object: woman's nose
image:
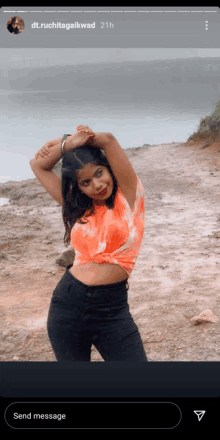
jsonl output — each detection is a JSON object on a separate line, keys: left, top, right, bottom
{"left": 94, "top": 183, "right": 103, "bottom": 191}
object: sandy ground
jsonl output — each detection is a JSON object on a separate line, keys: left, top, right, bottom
{"left": 1, "top": 138, "right": 220, "bottom": 362}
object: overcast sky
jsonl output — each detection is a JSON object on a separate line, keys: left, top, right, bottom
{"left": 1, "top": 48, "right": 220, "bottom": 69}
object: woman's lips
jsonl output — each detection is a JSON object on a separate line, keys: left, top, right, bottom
{"left": 97, "top": 187, "right": 107, "bottom": 196}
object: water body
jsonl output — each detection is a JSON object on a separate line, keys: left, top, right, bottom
{"left": 0, "top": 198, "right": 9, "bottom": 206}
{"left": 0, "top": 60, "right": 220, "bottom": 183}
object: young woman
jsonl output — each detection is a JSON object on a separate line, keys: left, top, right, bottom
{"left": 30, "top": 126, "right": 147, "bottom": 362}
{"left": 7, "top": 16, "right": 24, "bottom": 34}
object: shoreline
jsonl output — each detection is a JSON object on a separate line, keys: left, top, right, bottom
{"left": 0, "top": 135, "right": 219, "bottom": 207}
{"left": 0, "top": 141, "right": 189, "bottom": 189}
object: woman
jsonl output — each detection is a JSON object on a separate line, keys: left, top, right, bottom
{"left": 30, "top": 126, "right": 147, "bottom": 361}
{"left": 7, "top": 17, "right": 21, "bottom": 34}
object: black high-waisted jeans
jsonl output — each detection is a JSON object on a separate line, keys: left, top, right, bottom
{"left": 47, "top": 264, "right": 148, "bottom": 362}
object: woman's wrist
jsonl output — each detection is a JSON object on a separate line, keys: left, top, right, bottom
{"left": 64, "top": 136, "right": 74, "bottom": 152}
{"left": 61, "top": 130, "right": 113, "bottom": 152}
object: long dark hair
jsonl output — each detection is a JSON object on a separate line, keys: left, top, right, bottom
{"left": 10, "top": 17, "right": 17, "bottom": 27}
{"left": 61, "top": 144, "right": 118, "bottom": 247}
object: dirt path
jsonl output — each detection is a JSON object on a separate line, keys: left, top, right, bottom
{"left": 1, "top": 139, "right": 220, "bottom": 361}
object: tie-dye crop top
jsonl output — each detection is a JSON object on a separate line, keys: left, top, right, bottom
{"left": 70, "top": 174, "right": 145, "bottom": 278}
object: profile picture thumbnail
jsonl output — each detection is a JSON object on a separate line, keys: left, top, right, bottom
{"left": 7, "top": 16, "right": 25, "bottom": 34}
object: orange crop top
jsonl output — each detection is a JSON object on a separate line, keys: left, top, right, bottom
{"left": 70, "top": 174, "right": 145, "bottom": 278}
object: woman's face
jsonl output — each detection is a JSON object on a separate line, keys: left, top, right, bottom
{"left": 14, "top": 18, "right": 20, "bottom": 27}
{"left": 77, "top": 164, "right": 114, "bottom": 205}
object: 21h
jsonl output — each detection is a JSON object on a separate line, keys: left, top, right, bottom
{"left": 100, "top": 22, "right": 114, "bottom": 28}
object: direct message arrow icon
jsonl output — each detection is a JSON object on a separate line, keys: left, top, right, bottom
{"left": 194, "top": 410, "right": 206, "bottom": 421}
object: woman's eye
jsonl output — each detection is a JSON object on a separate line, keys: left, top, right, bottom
{"left": 83, "top": 170, "right": 102, "bottom": 186}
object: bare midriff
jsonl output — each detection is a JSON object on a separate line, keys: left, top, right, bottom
{"left": 69, "top": 262, "right": 128, "bottom": 286}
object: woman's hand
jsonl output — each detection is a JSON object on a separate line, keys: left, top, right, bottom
{"left": 34, "top": 126, "right": 111, "bottom": 160}
{"left": 65, "top": 128, "right": 95, "bottom": 151}
{"left": 34, "top": 130, "right": 95, "bottom": 159}
{"left": 34, "top": 137, "right": 63, "bottom": 159}
{"left": 76, "top": 125, "right": 112, "bottom": 151}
